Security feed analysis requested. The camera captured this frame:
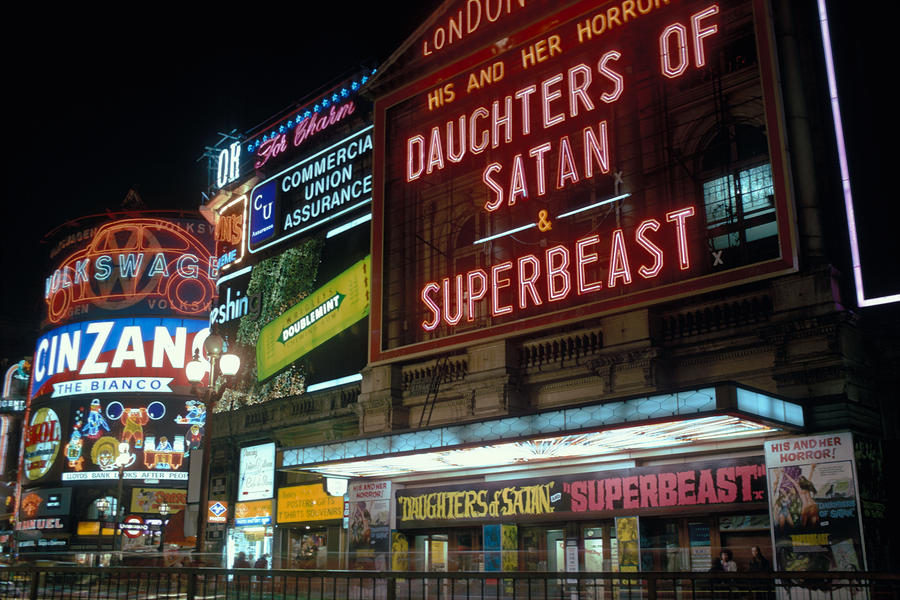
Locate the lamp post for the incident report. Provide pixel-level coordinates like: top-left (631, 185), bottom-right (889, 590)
top-left (158, 502), bottom-right (170, 554)
top-left (113, 442), bottom-right (131, 560)
top-left (185, 334), bottom-right (240, 564)
top-left (95, 497), bottom-right (110, 556)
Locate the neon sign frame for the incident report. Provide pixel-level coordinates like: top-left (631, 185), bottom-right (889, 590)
top-left (371, 0), bottom-right (798, 363)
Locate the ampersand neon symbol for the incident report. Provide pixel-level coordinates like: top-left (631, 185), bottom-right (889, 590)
top-left (537, 210), bottom-right (552, 232)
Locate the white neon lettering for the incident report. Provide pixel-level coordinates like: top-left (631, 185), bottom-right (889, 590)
top-left (666, 206), bottom-right (695, 270)
top-left (483, 163), bottom-right (504, 211)
top-left (691, 5), bottom-right (719, 68)
top-left (608, 229), bottom-right (633, 287)
top-left (491, 261), bottom-right (514, 316)
top-left (557, 136), bottom-right (579, 188)
top-left (442, 275), bottom-right (464, 325)
top-left (447, 116), bottom-right (467, 163)
top-left (515, 85), bottom-right (537, 136)
top-left (541, 73), bottom-right (565, 128)
top-left (111, 326), bottom-right (146, 368)
top-left (529, 142), bottom-right (552, 196)
top-left (80, 321), bottom-right (113, 376)
top-left (470, 107), bottom-right (489, 154)
top-left (407, 135), bottom-right (425, 181)
top-left (492, 96), bottom-right (513, 148)
top-left (517, 254), bottom-right (542, 308)
top-left (546, 246), bottom-right (571, 301)
top-left (176, 255), bottom-right (199, 278)
top-left (509, 154), bottom-right (528, 206)
top-left (421, 283), bottom-right (441, 330)
top-left (636, 219), bottom-right (664, 279)
top-left (576, 235), bottom-right (602, 293)
top-left (583, 121), bottom-right (610, 179)
top-left (467, 269), bottom-right (487, 321)
top-left (151, 326), bottom-right (186, 369)
top-left (568, 64), bottom-right (594, 117)
top-left (427, 127), bottom-right (445, 174)
top-left (660, 23), bottom-right (689, 78)
top-left (598, 51), bottom-right (624, 102)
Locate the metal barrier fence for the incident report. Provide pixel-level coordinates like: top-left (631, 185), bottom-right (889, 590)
top-left (0, 567), bottom-right (897, 600)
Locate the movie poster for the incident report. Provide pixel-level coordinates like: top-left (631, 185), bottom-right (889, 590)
top-left (764, 433), bottom-right (866, 572)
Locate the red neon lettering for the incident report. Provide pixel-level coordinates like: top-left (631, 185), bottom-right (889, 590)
top-left (529, 142), bottom-right (552, 196)
top-left (598, 51), bottom-right (624, 103)
top-left (407, 135), bottom-right (425, 182)
top-left (469, 107), bottom-right (489, 154)
top-left (491, 261), bottom-right (514, 316)
top-left (483, 163), bottom-right (504, 211)
top-left (660, 23), bottom-right (689, 78)
top-left (447, 117), bottom-right (467, 163)
top-left (421, 283), bottom-right (440, 331)
top-left (509, 154), bottom-right (528, 206)
top-left (691, 5), bottom-right (719, 68)
top-left (576, 235), bottom-right (602, 294)
top-left (568, 64), bottom-right (594, 117)
top-left (467, 269), bottom-right (487, 321)
top-left (583, 121), bottom-right (610, 179)
top-left (635, 219), bottom-right (664, 279)
top-left (517, 254), bottom-right (542, 309)
top-left (545, 246), bottom-right (571, 301)
top-left (442, 275), bottom-right (464, 326)
top-left (427, 127), bottom-right (445, 174)
top-left (492, 96), bottom-right (513, 148)
top-left (515, 85), bottom-right (537, 136)
top-left (570, 481), bottom-right (588, 511)
top-left (541, 73), bottom-right (565, 128)
top-left (607, 229), bottom-right (632, 287)
top-left (666, 206), bottom-right (695, 270)
top-left (557, 136), bottom-right (579, 188)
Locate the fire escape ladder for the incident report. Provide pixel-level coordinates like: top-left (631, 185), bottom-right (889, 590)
top-left (418, 355), bottom-right (450, 428)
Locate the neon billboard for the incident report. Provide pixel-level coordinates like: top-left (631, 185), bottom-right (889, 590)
top-left (248, 126), bottom-right (373, 253)
top-left (256, 256), bottom-right (371, 381)
top-left (31, 317), bottom-right (209, 400)
top-left (372, 0), bottom-right (796, 361)
top-left (43, 218), bottom-right (216, 325)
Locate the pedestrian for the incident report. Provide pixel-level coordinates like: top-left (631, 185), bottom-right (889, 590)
top-left (748, 546), bottom-right (770, 572)
top-left (720, 549), bottom-right (738, 572)
top-left (254, 554), bottom-right (268, 569)
top-left (233, 551), bottom-right (250, 569)
top-left (748, 546), bottom-right (774, 600)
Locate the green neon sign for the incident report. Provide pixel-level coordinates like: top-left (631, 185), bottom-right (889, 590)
top-left (257, 256), bottom-right (370, 381)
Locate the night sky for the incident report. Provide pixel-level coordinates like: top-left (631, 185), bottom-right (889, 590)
top-left (4, 2), bottom-right (897, 361)
top-left (3, 5), bottom-right (434, 359)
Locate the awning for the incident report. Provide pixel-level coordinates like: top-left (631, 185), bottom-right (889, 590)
top-left (279, 384), bottom-right (803, 479)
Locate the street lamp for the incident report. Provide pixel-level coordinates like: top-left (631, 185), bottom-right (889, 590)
top-left (158, 502), bottom-right (170, 554)
top-left (95, 497), bottom-right (112, 562)
top-left (185, 333), bottom-right (240, 563)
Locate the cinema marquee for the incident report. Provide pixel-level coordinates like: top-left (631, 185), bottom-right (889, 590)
top-left (372, 0), bottom-right (796, 362)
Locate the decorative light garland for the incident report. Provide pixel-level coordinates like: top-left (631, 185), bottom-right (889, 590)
top-left (245, 69), bottom-right (375, 155)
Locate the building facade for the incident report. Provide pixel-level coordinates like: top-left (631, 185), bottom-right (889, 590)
top-left (272, 0), bottom-right (896, 574)
top-left (20, 211), bottom-right (215, 561)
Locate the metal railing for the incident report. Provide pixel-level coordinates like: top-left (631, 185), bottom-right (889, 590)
top-left (0, 566), bottom-right (897, 600)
